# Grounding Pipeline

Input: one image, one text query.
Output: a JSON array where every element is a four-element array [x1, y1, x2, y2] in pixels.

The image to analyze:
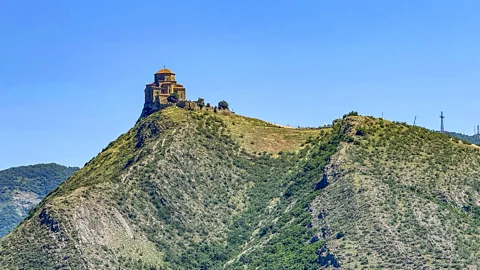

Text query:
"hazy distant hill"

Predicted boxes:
[[0, 163, 78, 237], [447, 131, 480, 145], [0, 108, 479, 269]]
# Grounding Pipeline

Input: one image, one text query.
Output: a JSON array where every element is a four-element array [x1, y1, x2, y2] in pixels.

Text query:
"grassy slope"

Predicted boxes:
[[0, 108, 478, 269], [312, 117, 479, 269], [0, 108, 329, 269]]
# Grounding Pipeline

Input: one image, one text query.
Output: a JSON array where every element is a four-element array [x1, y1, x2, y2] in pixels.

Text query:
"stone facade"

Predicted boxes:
[[141, 68, 186, 117], [139, 68, 233, 118]]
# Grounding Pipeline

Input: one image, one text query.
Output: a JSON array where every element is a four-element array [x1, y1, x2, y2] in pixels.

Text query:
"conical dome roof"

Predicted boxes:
[[156, 68, 175, 74]]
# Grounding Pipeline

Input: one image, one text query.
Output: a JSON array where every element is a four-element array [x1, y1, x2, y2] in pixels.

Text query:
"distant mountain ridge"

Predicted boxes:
[[446, 131, 480, 145], [0, 163, 78, 237]]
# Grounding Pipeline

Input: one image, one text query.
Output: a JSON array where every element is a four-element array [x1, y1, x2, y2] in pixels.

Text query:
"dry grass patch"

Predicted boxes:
[[219, 113, 327, 154]]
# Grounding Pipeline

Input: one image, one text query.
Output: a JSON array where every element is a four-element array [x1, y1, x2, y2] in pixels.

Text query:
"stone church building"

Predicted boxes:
[[141, 68, 186, 117]]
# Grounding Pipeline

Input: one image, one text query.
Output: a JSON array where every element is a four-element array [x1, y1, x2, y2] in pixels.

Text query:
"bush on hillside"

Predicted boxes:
[[218, 100, 229, 110], [343, 111, 358, 119], [197, 98, 205, 109], [167, 92, 179, 103], [355, 127, 366, 136], [177, 101, 186, 108]]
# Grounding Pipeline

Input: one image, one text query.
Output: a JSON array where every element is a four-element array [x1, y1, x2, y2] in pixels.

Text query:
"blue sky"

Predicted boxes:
[[1, 0, 479, 169]]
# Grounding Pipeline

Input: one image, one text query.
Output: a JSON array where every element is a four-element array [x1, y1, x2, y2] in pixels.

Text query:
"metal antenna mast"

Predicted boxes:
[[477, 125, 479, 135], [440, 111, 445, 133], [413, 116, 417, 126]]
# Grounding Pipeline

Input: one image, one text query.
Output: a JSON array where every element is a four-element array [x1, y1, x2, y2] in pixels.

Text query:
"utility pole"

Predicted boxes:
[[440, 111, 445, 133], [413, 116, 417, 126], [477, 125, 479, 135]]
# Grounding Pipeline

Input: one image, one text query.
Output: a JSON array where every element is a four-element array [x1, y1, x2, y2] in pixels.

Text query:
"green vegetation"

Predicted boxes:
[[0, 163, 78, 237], [325, 117, 480, 269], [0, 108, 479, 269], [167, 92, 179, 103], [342, 111, 358, 118], [447, 131, 480, 145], [197, 98, 205, 108], [218, 100, 229, 110]]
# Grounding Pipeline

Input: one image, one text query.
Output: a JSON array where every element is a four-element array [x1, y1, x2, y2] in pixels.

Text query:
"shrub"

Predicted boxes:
[[177, 100, 186, 108], [343, 111, 358, 118], [167, 92, 179, 103], [355, 127, 366, 136], [218, 100, 229, 110], [197, 98, 205, 108]]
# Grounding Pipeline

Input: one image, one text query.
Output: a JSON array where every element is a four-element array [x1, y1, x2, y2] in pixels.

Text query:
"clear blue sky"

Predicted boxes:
[[1, 1, 479, 170]]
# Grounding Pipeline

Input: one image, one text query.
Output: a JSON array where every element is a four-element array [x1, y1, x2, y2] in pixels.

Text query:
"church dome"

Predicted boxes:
[[156, 68, 175, 74]]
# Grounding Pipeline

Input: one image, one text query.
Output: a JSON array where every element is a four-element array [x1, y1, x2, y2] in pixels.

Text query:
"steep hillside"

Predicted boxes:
[[0, 108, 478, 269], [308, 118, 480, 269], [0, 163, 78, 237]]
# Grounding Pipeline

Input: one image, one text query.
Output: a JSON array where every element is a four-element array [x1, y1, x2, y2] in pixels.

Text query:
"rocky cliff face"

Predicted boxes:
[[0, 108, 478, 269]]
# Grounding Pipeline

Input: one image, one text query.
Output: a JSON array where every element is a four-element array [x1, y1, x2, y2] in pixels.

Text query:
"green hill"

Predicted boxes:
[[0, 163, 78, 238], [0, 108, 478, 269], [447, 131, 480, 145]]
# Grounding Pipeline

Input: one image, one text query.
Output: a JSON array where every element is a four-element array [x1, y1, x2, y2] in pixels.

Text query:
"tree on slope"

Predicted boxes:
[[218, 100, 229, 110], [167, 92, 179, 103]]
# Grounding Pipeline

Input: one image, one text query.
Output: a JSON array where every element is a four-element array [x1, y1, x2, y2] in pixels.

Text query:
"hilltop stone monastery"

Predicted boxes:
[[141, 68, 187, 117]]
